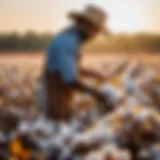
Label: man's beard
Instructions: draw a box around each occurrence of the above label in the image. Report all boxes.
[78,30,90,42]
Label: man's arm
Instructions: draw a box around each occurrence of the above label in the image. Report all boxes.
[66,80,100,96]
[80,68,106,82]
[63,80,110,107]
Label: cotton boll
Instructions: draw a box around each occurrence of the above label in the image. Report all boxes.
[0,131,7,144]
[31,115,57,137]
[118,150,132,160]
[99,84,124,107]
[136,109,150,122]
[59,123,74,139]
[150,143,160,160]
[59,146,74,160]
[137,147,152,160]
[123,72,136,94]
[34,78,47,113]
[69,118,85,132]
[18,121,31,134]
[155,86,160,96]
[87,144,132,160]
[85,152,102,160]
[89,107,100,122]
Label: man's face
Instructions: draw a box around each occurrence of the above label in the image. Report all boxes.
[76,18,101,41]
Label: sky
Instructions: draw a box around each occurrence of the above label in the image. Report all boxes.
[0,0,160,34]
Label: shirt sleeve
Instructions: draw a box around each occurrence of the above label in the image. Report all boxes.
[56,42,78,83]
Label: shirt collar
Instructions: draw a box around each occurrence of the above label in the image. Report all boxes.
[68,26,85,45]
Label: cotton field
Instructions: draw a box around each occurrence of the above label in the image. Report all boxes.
[0,53,160,160]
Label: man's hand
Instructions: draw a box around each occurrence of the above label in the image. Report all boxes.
[93,91,112,111]
[93,90,107,104]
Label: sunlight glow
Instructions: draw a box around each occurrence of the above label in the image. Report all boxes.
[0,0,159,33]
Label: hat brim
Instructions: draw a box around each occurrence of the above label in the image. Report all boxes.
[68,12,109,35]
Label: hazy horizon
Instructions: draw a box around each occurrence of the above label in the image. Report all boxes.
[0,0,160,34]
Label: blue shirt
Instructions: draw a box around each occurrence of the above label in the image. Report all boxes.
[46,27,82,83]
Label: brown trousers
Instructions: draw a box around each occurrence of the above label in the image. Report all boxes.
[45,72,74,121]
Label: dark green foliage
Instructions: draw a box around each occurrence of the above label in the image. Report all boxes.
[0,31,160,53]
[0,31,52,51]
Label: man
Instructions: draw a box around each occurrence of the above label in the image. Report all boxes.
[44,5,109,121]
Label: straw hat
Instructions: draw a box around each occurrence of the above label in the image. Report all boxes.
[68,5,108,33]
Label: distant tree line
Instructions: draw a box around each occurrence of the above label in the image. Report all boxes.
[85,33,160,53]
[0,31,160,53]
[0,31,52,51]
